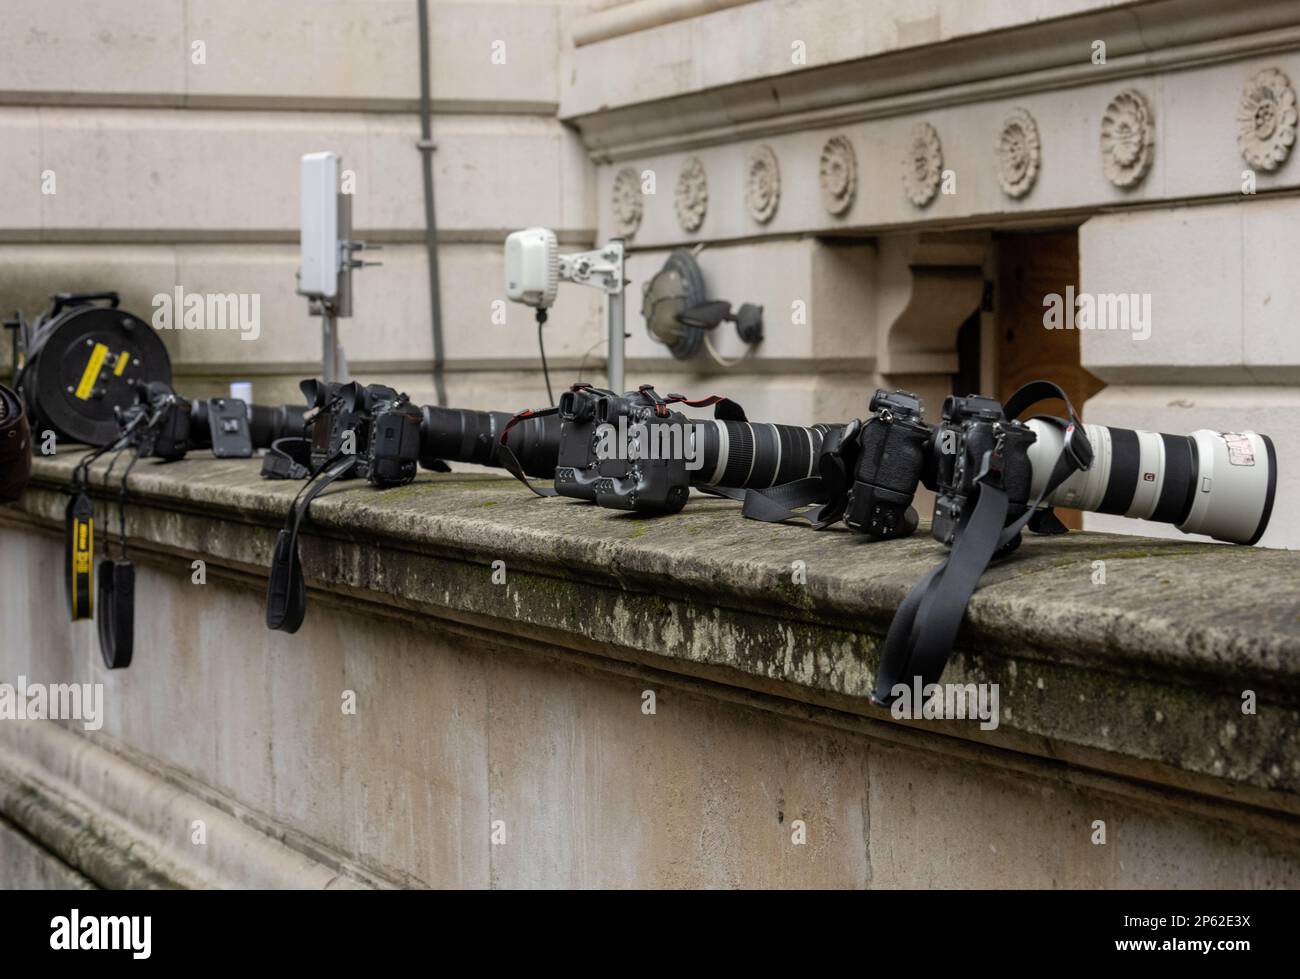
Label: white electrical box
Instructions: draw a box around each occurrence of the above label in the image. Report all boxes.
[299,151,339,299]
[504,227,559,308]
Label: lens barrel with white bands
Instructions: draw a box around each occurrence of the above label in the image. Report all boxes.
[1026,420,1277,545]
[695,420,835,489]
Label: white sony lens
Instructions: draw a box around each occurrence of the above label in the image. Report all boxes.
[1025,420,1276,545]
[1179,430,1276,544]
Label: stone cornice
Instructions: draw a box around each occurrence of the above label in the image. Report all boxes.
[572,0,760,47]
[566,0,1300,160]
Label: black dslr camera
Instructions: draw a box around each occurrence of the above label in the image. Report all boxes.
[302,380,422,487]
[842,389,930,540]
[927,394,1037,548]
[552,382,618,501]
[844,388,1042,549]
[115,382,289,462]
[116,381,193,461]
[553,383,702,515]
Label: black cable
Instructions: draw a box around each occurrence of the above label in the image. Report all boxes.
[100,445,128,558]
[536,308,554,407]
[116,448,142,561]
[576,336,603,382]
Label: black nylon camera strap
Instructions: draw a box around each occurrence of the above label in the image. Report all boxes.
[64,443,116,620]
[95,445,141,670]
[65,488,96,620]
[870,381,1092,705]
[265,454,357,633]
[705,419,861,529]
[260,436,313,480]
[62,407,153,622]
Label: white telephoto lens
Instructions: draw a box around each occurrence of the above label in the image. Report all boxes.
[1026,419,1276,545]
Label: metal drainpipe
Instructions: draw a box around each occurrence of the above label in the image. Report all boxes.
[417,0,448,406]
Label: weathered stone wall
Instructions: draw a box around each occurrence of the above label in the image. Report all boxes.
[1,454,1297,887]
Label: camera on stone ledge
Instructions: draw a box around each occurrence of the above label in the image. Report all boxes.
[844,388,1041,547]
[842,389,930,540]
[303,380,422,487]
[117,381,192,461]
[553,383,695,515]
[116,382,296,462]
[552,382,618,502]
[926,394,1037,547]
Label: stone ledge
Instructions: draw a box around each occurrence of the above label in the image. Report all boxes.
[0,721,378,889]
[7,451,1300,815]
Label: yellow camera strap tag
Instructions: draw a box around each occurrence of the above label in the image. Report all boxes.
[65,491,95,620]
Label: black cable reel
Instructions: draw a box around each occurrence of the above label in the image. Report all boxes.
[13,291,172,448]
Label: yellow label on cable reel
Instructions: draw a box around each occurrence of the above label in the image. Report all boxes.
[74,342,110,400]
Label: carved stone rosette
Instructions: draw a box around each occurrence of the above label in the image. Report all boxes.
[1100,89,1154,189]
[1237,68,1297,171]
[674,157,708,232]
[995,108,1041,198]
[744,145,780,223]
[611,167,643,236]
[902,122,943,207]
[818,135,857,215]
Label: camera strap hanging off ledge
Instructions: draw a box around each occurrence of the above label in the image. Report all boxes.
[871,380,1093,706]
[64,486,96,620]
[96,445,142,670]
[265,453,358,633]
[63,411,150,623]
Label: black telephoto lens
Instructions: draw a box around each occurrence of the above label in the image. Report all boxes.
[419,406,561,480]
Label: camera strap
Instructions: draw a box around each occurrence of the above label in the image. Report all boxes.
[95,445,141,670]
[64,443,116,620]
[260,436,314,480]
[64,487,96,620]
[871,380,1092,705]
[707,419,862,529]
[653,390,747,422]
[62,408,151,621]
[498,406,561,497]
[265,452,358,633]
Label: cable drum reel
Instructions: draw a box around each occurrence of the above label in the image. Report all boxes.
[640,249,763,362]
[16,292,172,447]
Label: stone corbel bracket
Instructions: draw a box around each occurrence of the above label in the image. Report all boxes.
[877,231,989,378]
